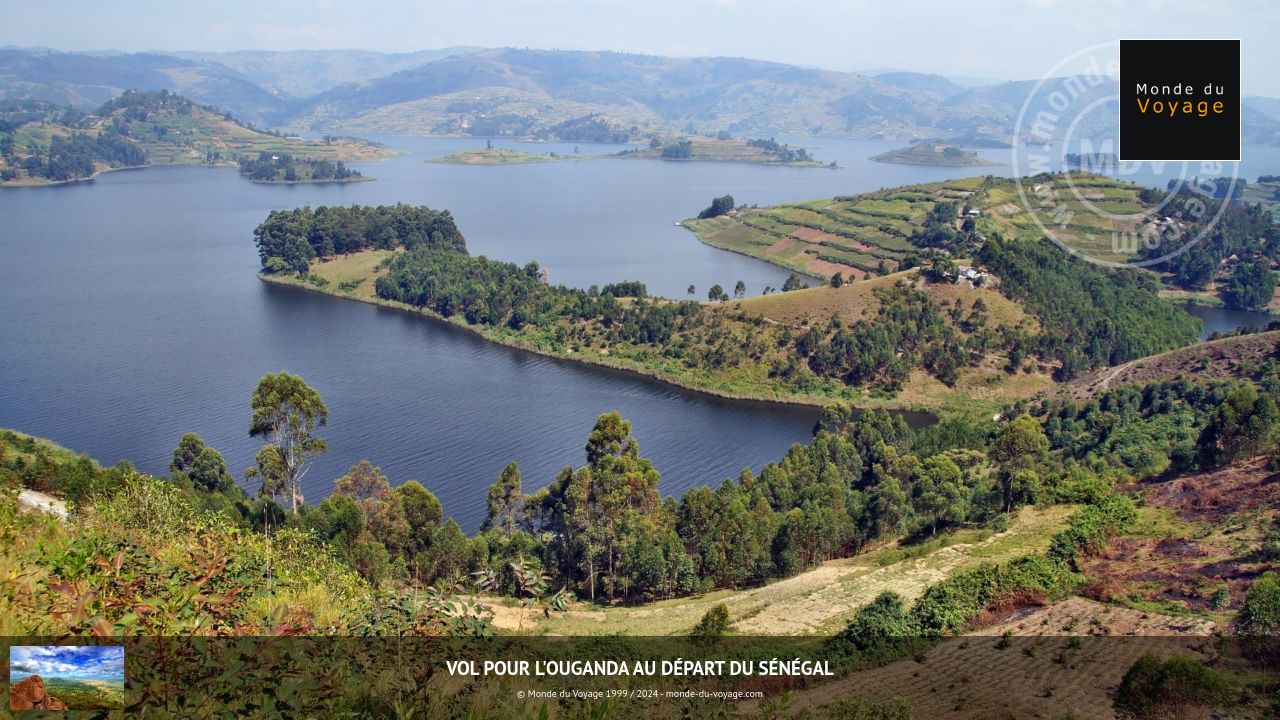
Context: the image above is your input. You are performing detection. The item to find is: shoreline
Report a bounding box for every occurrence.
[245,174,376,185]
[258,271,938,418]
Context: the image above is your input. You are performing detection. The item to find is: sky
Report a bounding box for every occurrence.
[9,646,125,680]
[3,0,1278,95]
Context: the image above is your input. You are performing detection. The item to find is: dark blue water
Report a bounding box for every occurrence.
[2,135,1274,529]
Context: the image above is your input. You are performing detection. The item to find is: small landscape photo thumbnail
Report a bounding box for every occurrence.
[9,645,125,711]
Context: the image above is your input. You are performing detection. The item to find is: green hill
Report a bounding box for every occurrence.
[0,90,391,186]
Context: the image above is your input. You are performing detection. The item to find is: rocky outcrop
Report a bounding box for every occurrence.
[10,675,68,711]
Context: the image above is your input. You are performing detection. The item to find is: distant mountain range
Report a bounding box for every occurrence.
[2,46,1278,147]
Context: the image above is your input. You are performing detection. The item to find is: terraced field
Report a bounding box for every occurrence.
[683,174,1152,277]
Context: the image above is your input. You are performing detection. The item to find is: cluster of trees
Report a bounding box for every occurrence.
[660,139,693,159]
[237,151,361,183]
[254,204,467,274]
[746,137,813,162]
[978,236,1202,379]
[1137,188,1280,309]
[20,359,1280,621]
[698,194,735,219]
[11,131,146,181]
[798,282,976,389]
[375,246,696,344]
[94,89,204,121]
[540,114,634,144]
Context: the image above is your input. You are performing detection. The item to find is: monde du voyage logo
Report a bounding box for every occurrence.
[1120,39,1241,162]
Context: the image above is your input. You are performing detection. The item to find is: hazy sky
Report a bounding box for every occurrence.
[5,0,1278,94]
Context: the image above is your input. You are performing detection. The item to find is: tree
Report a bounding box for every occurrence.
[248,371,328,512]
[483,461,524,537]
[334,460,411,557]
[543,412,663,601]
[989,415,1049,512]
[733,280,746,298]
[334,459,391,502]
[1223,258,1276,310]
[190,447,233,493]
[830,272,844,288]
[690,603,731,643]
[1237,571,1280,636]
[838,591,915,655]
[1197,384,1280,467]
[1236,572,1280,665]
[687,284,696,296]
[169,432,206,475]
[396,480,443,551]
[707,284,727,302]
[1114,654,1234,720]
[913,456,966,535]
[697,194,735,219]
[782,272,806,292]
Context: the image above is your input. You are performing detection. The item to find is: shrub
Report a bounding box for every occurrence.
[690,603,731,643]
[1114,654,1233,719]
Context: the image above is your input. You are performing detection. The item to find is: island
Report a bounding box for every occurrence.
[426,146,569,164]
[871,142,998,166]
[617,135,835,167]
[424,135,837,168]
[0,90,392,186]
[237,152,371,183]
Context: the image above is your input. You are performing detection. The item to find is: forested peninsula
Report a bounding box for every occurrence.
[253,190,1203,414]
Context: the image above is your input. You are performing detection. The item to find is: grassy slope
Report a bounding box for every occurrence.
[490,505,1075,636]
[298,245,1053,415]
[39,676,124,710]
[1052,329,1280,402]
[1,104,393,185]
[0,429,87,467]
[684,174,1149,277]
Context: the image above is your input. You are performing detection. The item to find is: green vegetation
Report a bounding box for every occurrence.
[1114,654,1235,720]
[37,677,124,711]
[427,146,569,164]
[1138,185,1280,309]
[698,193,735,219]
[254,204,465,274]
[618,134,831,166]
[237,151,367,183]
[871,143,997,167]
[0,90,390,185]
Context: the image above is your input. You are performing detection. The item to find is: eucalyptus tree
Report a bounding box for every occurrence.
[246,371,328,512]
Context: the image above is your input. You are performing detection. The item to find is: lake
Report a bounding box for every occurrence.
[1,136,1275,529]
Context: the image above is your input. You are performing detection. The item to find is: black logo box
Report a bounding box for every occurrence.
[1119,39,1240,162]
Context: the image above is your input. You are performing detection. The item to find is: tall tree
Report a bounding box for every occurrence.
[483,461,524,537]
[247,371,328,512]
[989,414,1049,512]
[913,455,966,535]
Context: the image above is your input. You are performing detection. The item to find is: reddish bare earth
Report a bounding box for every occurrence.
[1084,458,1279,613]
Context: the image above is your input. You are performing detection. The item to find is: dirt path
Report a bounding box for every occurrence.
[526,506,1072,636]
